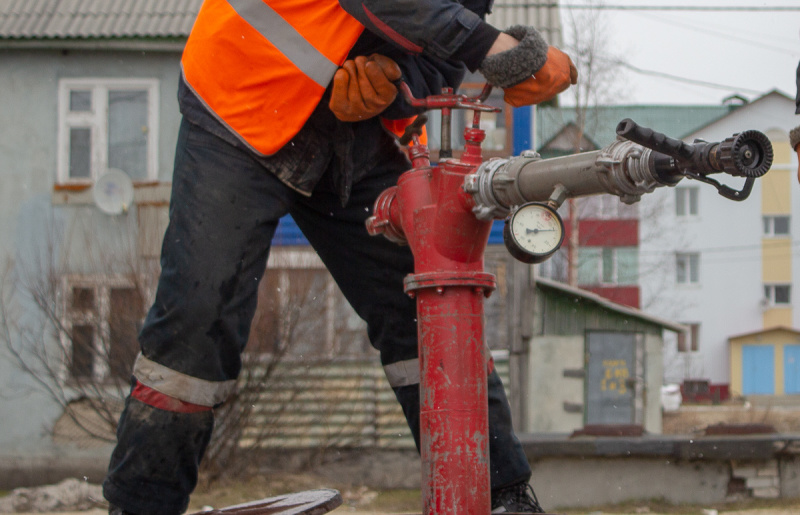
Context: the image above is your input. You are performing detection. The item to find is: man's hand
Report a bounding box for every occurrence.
[503,46,578,107]
[329,54,402,122]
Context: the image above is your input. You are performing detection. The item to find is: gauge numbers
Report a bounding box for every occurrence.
[503,202,565,264]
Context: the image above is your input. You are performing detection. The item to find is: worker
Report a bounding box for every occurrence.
[793,60,800,183]
[103,1,578,514]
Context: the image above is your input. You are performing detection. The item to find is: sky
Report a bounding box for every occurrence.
[558,0,800,105]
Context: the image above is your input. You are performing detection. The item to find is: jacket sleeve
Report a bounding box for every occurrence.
[338,0,499,72]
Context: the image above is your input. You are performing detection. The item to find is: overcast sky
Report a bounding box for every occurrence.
[559,0,800,105]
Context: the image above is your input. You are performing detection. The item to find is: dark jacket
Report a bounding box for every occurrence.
[791,61,800,151]
[178,0,495,202]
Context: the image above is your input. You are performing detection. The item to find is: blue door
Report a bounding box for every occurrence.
[785,345,800,394]
[742,345,774,395]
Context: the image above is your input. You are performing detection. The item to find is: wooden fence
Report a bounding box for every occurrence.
[240,354,510,450]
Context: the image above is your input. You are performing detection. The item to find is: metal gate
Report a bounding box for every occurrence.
[585,331,644,425]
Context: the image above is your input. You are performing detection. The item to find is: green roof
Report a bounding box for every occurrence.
[535,104,738,152]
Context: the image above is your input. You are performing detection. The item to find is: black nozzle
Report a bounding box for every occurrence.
[616,118,696,162]
[714,130,773,178]
[616,118,773,179]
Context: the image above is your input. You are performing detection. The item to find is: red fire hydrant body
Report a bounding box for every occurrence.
[367,125,495,514]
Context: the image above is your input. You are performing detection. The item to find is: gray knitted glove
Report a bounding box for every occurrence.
[478,25,549,89]
[790,125,800,151]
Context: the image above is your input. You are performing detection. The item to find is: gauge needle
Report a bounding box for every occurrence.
[526,228,556,234]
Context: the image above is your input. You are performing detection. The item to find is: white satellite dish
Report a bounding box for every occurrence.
[93,168,134,215]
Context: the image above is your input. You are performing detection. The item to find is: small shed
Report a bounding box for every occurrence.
[524,277,685,434]
[729,326,800,397]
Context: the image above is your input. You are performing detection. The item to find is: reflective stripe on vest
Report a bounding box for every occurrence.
[182,0,364,155]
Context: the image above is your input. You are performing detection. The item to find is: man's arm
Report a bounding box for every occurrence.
[338,0,577,109]
[338,0,499,71]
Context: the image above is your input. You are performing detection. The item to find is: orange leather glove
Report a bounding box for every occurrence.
[503,47,578,108]
[329,54,402,122]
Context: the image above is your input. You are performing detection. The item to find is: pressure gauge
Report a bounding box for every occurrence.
[503,202,565,264]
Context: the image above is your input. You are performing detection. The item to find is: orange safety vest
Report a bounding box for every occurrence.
[182,0,365,156]
[381,117,429,146]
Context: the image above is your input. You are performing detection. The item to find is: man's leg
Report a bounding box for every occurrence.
[103,119,294,515]
[289,149,532,493]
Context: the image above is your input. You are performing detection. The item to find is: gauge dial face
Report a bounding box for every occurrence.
[505,203,565,263]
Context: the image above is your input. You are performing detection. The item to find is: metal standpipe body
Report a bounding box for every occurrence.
[367,127,495,515]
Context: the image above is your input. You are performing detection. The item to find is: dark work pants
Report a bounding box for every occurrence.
[103,118,531,515]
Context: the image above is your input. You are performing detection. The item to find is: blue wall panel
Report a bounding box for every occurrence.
[785,345,800,394]
[742,345,775,395]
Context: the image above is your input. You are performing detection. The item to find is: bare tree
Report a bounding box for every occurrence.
[0,212,159,443]
[1,211,385,484]
[558,0,630,286]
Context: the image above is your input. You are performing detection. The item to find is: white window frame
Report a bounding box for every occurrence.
[763,215,790,238]
[675,252,700,285]
[675,187,699,217]
[764,283,791,306]
[577,246,638,286]
[58,274,148,384]
[677,323,700,353]
[57,78,159,184]
[578,194,639,220]
[263,249,367,359]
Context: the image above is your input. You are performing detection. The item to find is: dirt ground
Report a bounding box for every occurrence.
[7,404,800,515]
[8,505,800,515]
[662,403,800,435]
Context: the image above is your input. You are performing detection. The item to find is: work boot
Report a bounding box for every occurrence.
[491,481,545,513]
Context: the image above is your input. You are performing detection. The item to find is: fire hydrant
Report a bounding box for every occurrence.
[366,86,501,515]
[366,85,773,515]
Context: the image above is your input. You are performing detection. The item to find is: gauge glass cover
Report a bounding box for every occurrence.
[508,203,564,258]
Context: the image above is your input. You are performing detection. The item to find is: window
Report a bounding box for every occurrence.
[577,247,638,286]
[677,323,700,352]
[763,216,790,237]
[59,276,145,383]
[675,187,699,216]
[676,253,700,284]
[58,78,159,184]
[248,249,369,359]
[578,194,639,220]
[764,284,791,306]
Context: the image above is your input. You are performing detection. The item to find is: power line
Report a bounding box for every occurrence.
[494,4,800,11]
[626,10,798,56]
[602,58,765,94]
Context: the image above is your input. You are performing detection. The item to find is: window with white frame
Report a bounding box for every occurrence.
[675,187,699,217]
[577,247,638,286]
[248,249,369,359]
[675,252,700,285]
[677,323,700,352]
[578,194,639,220]
[763,215,790,237]
[60,276,145,383]
[764,283,791,306]
[58,78,159,184]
